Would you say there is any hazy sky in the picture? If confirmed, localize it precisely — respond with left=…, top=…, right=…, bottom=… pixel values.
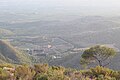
left=0, top=0, right=120, bottom=16
left=0, top=0, right=120, bottom=7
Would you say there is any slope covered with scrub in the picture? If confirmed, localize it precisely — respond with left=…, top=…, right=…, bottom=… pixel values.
left=0, top=40, right=32, bottom=63
left=0, top=64, right=120, bottom=80
left=0, top=28, right=14, bottom=36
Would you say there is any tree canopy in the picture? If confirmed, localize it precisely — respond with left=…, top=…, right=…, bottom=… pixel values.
left=80, top=45, right=116, bottom=67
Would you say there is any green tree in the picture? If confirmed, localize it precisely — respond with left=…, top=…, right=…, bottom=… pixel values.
left=80, top=45, right=116, bottom=67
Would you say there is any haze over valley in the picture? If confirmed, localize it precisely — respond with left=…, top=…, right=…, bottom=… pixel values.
left=0, top=0, right=120, bottom=70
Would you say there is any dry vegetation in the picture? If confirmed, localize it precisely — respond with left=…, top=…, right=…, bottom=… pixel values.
left=0, top=64, right=120, bottom=80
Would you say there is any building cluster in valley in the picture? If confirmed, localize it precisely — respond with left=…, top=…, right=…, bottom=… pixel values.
left=12, top=36, right=77, bottom=59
